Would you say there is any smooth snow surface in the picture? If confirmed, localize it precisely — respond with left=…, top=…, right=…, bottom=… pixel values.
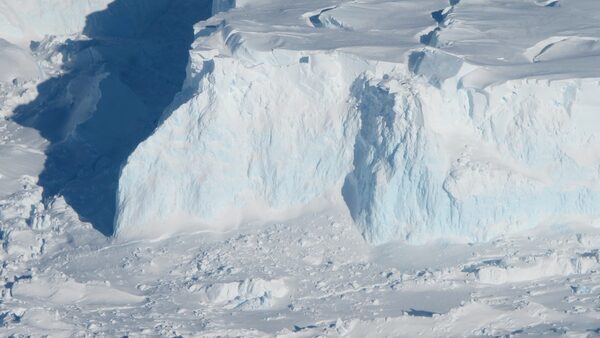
left=0, top=0, right=112, bottom=47
left=0, top=39, right=40, bottom=83
left=116, top=0, right=600, bottom=243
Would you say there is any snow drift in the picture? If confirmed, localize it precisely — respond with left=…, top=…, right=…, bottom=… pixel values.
left=115, top=0, right=600, bottom=243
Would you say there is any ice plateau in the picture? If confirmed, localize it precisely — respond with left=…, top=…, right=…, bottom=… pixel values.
left=114, top=0, right=600, bottom=243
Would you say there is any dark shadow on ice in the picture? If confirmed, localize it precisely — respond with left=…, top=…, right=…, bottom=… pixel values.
left=406, top=308, right=436, bottom=317
left=342, top=78, right=396, bottom=240
left=13, top=0, right=212, bottom=235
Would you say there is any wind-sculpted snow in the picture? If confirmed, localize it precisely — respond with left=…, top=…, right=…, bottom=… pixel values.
left=115, top=0, right=600, bottom=242
left=0, top=39, right=40, bottom=83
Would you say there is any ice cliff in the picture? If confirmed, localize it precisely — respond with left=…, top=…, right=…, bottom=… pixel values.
left=5, top=0, right=596, bottom=243
left=115, top=0, right=600, bottom=242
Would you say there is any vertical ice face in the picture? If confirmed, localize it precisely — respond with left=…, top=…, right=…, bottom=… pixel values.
left=115, top=42, right=600, bottom=242
left=8, top=0, right=214, bottom=236
left=114, top=53, right=366, bottom=238
left=211, top=0, right=236, bottom=15
left=342, top=77, right=436, bottom=242
left=113, top=1, right=600, bottom=243
left=343, top=74, right=600, bottom=243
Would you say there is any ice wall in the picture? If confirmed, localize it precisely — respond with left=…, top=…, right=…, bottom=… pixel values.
left=8, top=0, right=214, bottom=235
left=115, top=52, right=366, bottom=238
left=345, top=72, right=600, bottom=242
left=115, top=46, right=600, bottom=242
left=114, top=1, right=600, bottom=242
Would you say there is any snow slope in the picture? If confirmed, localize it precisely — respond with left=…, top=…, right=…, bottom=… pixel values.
left=116, top=0, right=600, bottom=243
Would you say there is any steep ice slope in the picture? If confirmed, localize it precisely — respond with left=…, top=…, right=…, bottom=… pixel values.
left=116, top=0, right=600, bottom=242
left=116, top=53, right=366, bottom=238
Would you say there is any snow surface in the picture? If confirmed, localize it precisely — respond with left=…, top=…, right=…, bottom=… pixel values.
left=1, top=0, right=600, bottom=336
left=0, top=0, right=112, bottom=47
left=116, top=0, right=600, bottom=243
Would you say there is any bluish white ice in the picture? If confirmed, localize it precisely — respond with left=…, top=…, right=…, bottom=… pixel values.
left=1, top=0, right=598, bottom=244
left=2, top=1, right=600, bottom=336
left=114, top=0, right=600, bottom=242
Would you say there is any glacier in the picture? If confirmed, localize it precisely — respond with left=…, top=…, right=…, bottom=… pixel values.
left=4, top=1, right=600, bottom=336
left=115, top=0, right=600, bottom=242
left=2, top=0, right=598, bottom=243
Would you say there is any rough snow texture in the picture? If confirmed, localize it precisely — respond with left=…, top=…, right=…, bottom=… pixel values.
left=116, top=0, right=600, bottom=242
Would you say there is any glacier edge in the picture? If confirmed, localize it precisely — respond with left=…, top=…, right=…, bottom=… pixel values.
left=114, top=18, right=600, bottom=243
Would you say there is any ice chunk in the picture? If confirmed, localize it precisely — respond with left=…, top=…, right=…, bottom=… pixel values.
left=196, top=278, right=288, bottom=309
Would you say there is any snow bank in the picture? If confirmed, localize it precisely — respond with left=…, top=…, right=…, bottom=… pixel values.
left=114, top=0, right=600, bottom=243
left=0, top=0, right=112, bottom=47
left=11, top=274, right=145, bottom=306
left=114, top=52, right=366, bottom=238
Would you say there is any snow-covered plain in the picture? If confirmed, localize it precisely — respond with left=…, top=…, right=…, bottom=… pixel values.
left=0, top=0, right=600, bottom=336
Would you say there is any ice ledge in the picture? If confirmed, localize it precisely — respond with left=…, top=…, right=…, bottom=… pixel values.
left=114, top=0, right=600, bottom=243
left=114, top=41, right=600, bottom=243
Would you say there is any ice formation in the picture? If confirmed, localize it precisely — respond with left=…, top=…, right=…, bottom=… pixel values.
left=3, top=3, right=600, bottom=335
left=115, top=0, right=600, bottom=242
